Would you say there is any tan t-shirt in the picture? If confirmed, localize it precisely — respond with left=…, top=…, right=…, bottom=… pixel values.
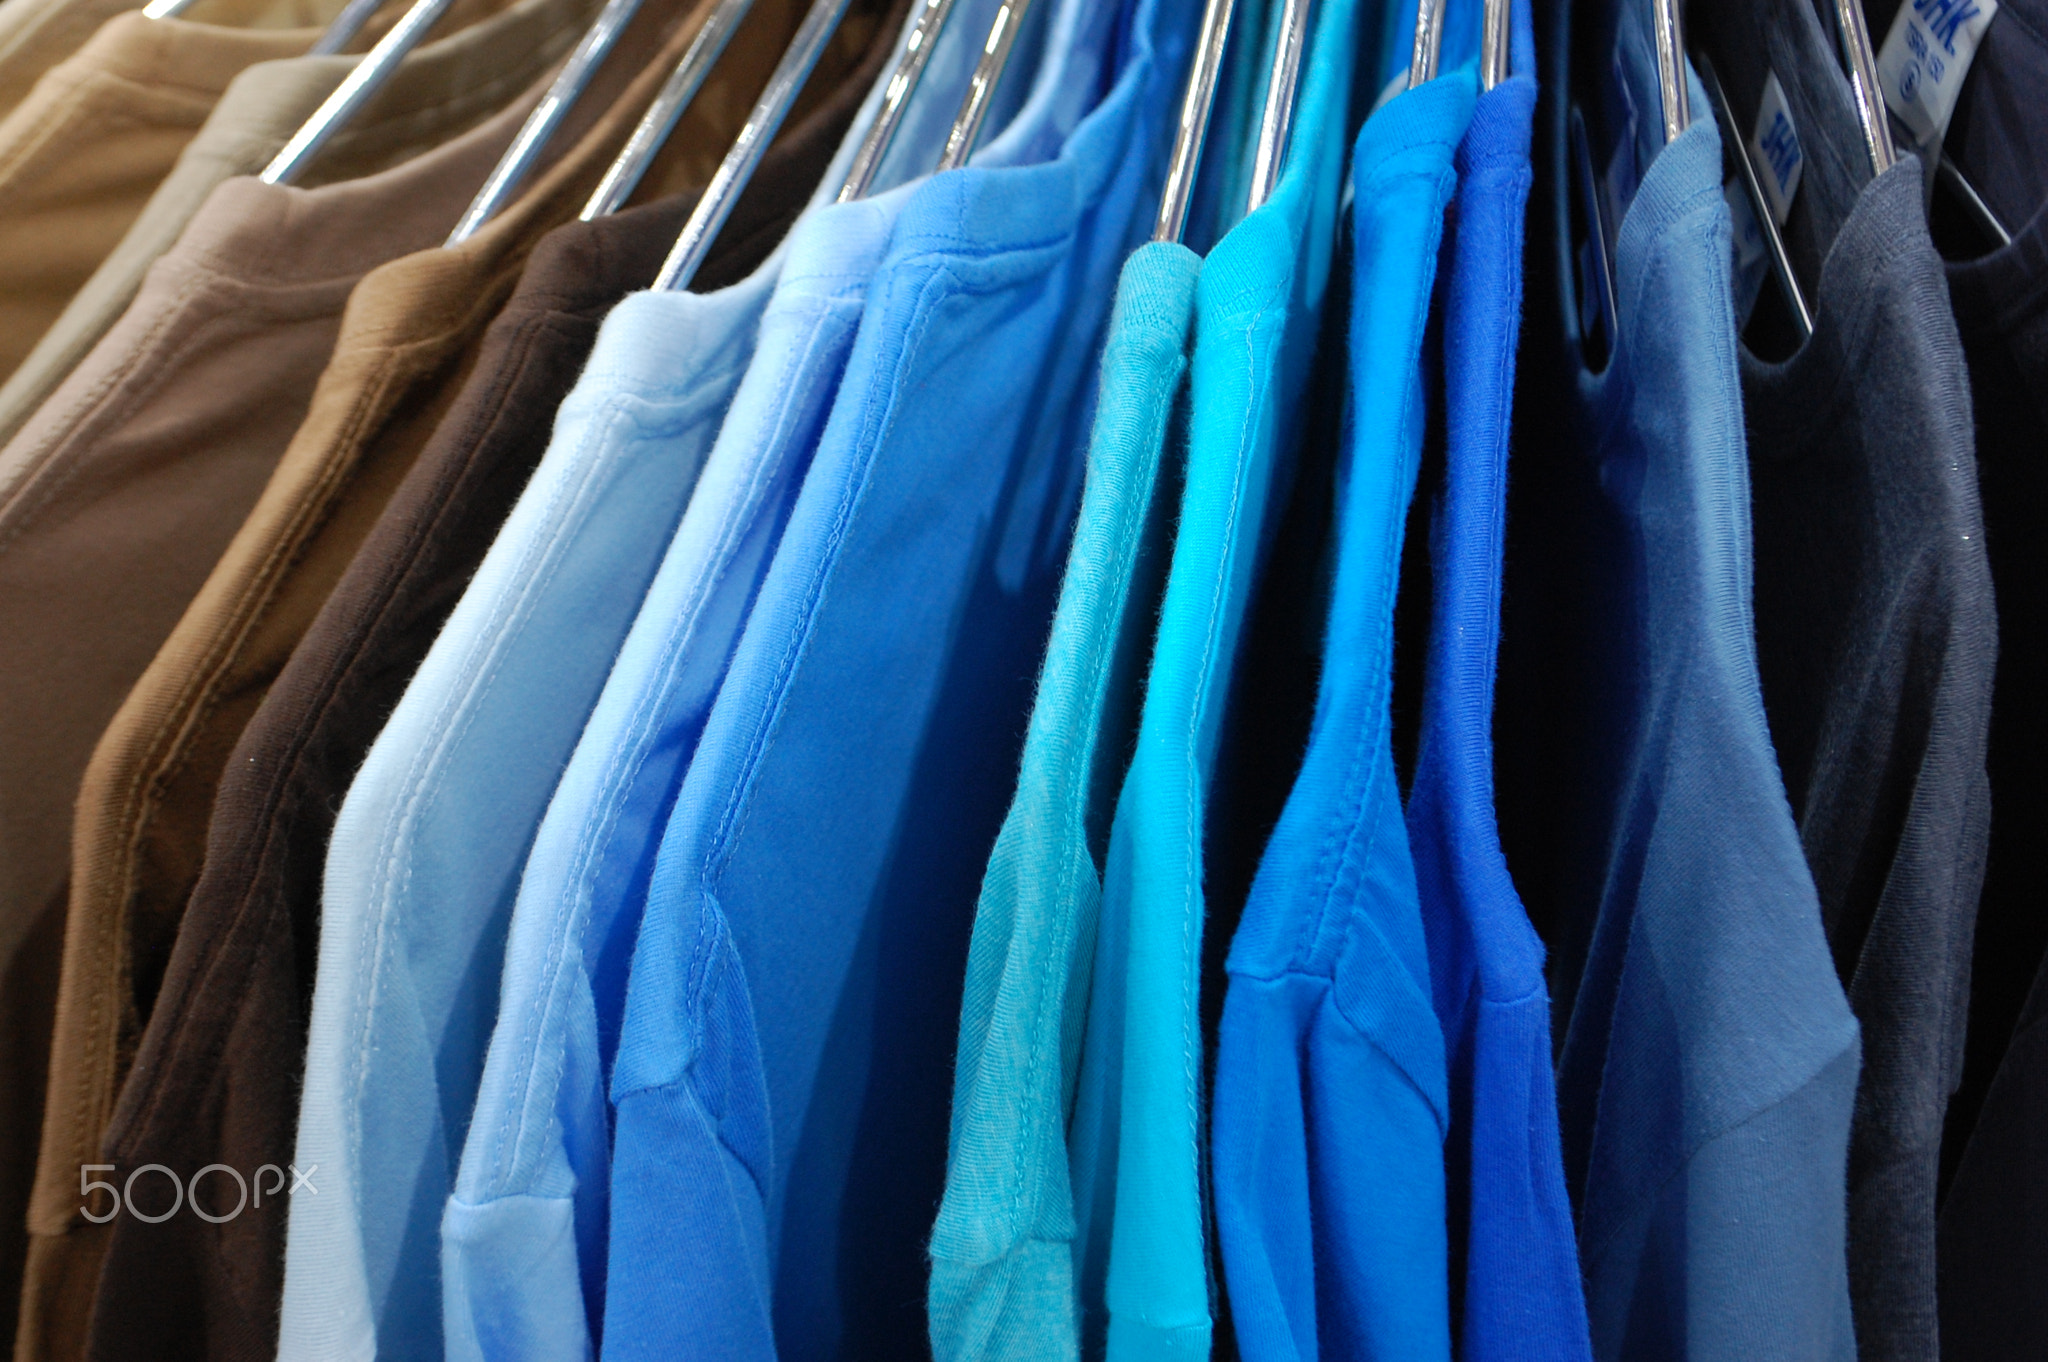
left=0, top=0, right=580, bottom=448
left=0, top=50, right=564, bottom=1362
left=14, top=0, right=874, bottom=1352
left=0, top=0, right=497, bottom=382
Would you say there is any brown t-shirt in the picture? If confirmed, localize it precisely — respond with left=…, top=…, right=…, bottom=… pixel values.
left=53, top=0, right=898, bottom=1356
left=0, top=40, right=567, bottom=1361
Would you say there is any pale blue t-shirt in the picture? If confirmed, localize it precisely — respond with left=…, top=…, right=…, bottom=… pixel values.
left=1209, top=55, right=1475, bottom=1362
left=434, top=3, right=1008, bottom=1356
left=1061, top=0, right=1362, bottom=1352
left=278, top=125, right=877, bottom=1362
left=925, top=239, right=1198, bottom=1361
left=600, top=0, right=1196, bottom=1353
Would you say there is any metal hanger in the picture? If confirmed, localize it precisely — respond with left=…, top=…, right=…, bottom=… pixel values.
left=1245, top=0, right=1311, bottom=211
left=1696, top=47, right=1814, bottom=336
left=261, top=0, right=460, bottom=183
left=1826, top=0, right=1894, bottom=177
left=1652, top=0, right=1688, bottom=143
left=580, top=0, right=756, bottom=218
left=1480, top=0, right=1508, bottom=89
left=839, top=0, right=957, bottom=199
left=1153, top=0, right=1235, bottom=241
left=1410, top=0, right=1443, bottom=86
left=934, top=0, right=1029, bottom=172
left=1937, top=150, right=2013, bottom=246
left=447, top=0, right=653, bottom=241
left=654, top=0, right=853, bottom=289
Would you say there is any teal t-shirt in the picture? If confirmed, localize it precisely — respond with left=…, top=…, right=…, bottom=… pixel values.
left=1063, top=0, right=1364, bottom=1351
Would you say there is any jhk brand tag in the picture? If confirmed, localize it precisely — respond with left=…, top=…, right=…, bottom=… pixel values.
left=1878, top=0, right=1999, bottom=151
left=1747, top=71, right=1803, bottom=226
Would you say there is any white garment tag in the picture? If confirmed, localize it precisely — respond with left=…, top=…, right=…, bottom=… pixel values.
left=1725, top=176, right=1769, bottom=327
left=1747, top=71, right=1804, bottom=226
left=1877, top=0, right=2000, bottom=151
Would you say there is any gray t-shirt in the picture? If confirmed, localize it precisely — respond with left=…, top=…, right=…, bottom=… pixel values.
left=1694, top=2, right=2000, bottom=1360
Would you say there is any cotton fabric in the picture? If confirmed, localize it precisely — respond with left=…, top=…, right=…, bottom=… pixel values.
left=925, top=239, right=1196, bottom=1362
left=602, top=0, right=1192, bottom=1349
left=0, top=0, right=385, bottom=383
left=1211, top=56, right=1474, bottom=1362
left=439, top=4, right=966, bottom=1354
left=1059, top=0, right=1359, bottom=1355
left=87, top=59, right=871, bottom=1352
left=1914, top=0, right=2048, bottom=1350
left=1402, top=18, right=1593, bottom=1361
left=1693, top=4, right=1998, bottom=1353
left=4, top=75, right=554, bottom=1362
left=1493, top=1, right=1861, bottom=1356
left=0, top=0, right=570, bottom=451
left=270, top=3, right=890, bottom=1355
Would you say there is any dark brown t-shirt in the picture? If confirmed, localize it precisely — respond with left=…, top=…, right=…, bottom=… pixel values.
left=79, top=5, right=900, bottom=1356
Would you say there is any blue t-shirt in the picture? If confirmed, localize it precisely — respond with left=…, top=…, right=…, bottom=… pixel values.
left=433, top=4, right=1007, bottom=1354
left=599, top=0, right=1196, bottom=1352
left=1400, top=11, right=1593, bottom=1359
left=279, top=275, right=786, bottom=1362
left=1061, top=0, right=1362, bottom=1352
left=1492, top=1, right=1861, bottom=1356
left=1209, top=54, right=1475, bottom=1362
left=925, top=239, right=1198, bottom=1361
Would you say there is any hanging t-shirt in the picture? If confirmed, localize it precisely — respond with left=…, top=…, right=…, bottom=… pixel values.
left=275, top=1, right=895, bottom=1353
left=1062, top=0, right=1361, bottom=1354
left=1905, top=0, right=2048, bottom=1351
left=1690, top=4, right=1998, bottom=1356
left=1401, top=13, right=1593, bottom=1360
left=601, top=0, right=1193, bottom=1351
left=1492, top=0, right=1860, bottom=1356
left=1210, top=49, right=1473, bottom=1362
left=437, top=1, right=999, bottom=1353
left=925, top=238, right=1196, bottom=1360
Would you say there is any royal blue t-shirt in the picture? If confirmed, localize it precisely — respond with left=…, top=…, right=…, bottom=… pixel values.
left=598, top=0, right=1196, bottom=1351
left=1401, top=9, right=1593, bottom=1358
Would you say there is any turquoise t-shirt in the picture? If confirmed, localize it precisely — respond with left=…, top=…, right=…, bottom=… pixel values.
left=925, top=239, right=1198, bottom=1361
left=1063, top=0, right=1363, bottom=1351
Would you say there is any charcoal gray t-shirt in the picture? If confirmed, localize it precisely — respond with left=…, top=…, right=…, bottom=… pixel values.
left=1694, top=2, right=1999, bottom=1359
left=1893, top=0, right=2048, bottom=1353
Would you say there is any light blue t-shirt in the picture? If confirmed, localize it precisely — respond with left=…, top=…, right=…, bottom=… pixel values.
left=600, top=0, right=1196, bottom=1353
left=435, top=5, right=1008, bottom=1357
left=1492, top=0, right=1860, bottom=1355
left=925, top=239, right=1199, bottom=1361
left=1209, top=51, right=1475, bottom=1362
left=278, top=109, right=882, bottom=1362
left=1061, top=0, right=1361, bottom=1352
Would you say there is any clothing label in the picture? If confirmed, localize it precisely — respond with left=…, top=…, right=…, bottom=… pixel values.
left=1746, top=71, right=1804, bottom=226
left=1878, top=0, right=1999, bottom=151
left=1725, top=176, right=1769, bottom=327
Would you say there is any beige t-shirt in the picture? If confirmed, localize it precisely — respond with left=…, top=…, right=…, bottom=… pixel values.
left=0, top=0, right=578, bottom=447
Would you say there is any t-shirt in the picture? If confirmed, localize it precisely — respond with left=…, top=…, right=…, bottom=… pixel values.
left=438, top=2, right=966, bottom=1353
left=1402, top=16, right=1593, bottom=1360
left=925, top=238, right=1196, bottom=1360
left=1493, top=1, right=1860, bottom=1357
left=78, top=28, right=880, bottom=1361
left=601, top=0, right=1190, bottom=1350
left=1211, top=52, right=1473, bottom=1362
left=0, top=0, right=578, bottom=451
left=1906, top=0, right=2048, bottom=1350
left=273, top=1, right=890, bottom=1355
left=1063, top=0, right=1360, bottom=1353
left=1692, top=7, right=1998, bottom=1359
